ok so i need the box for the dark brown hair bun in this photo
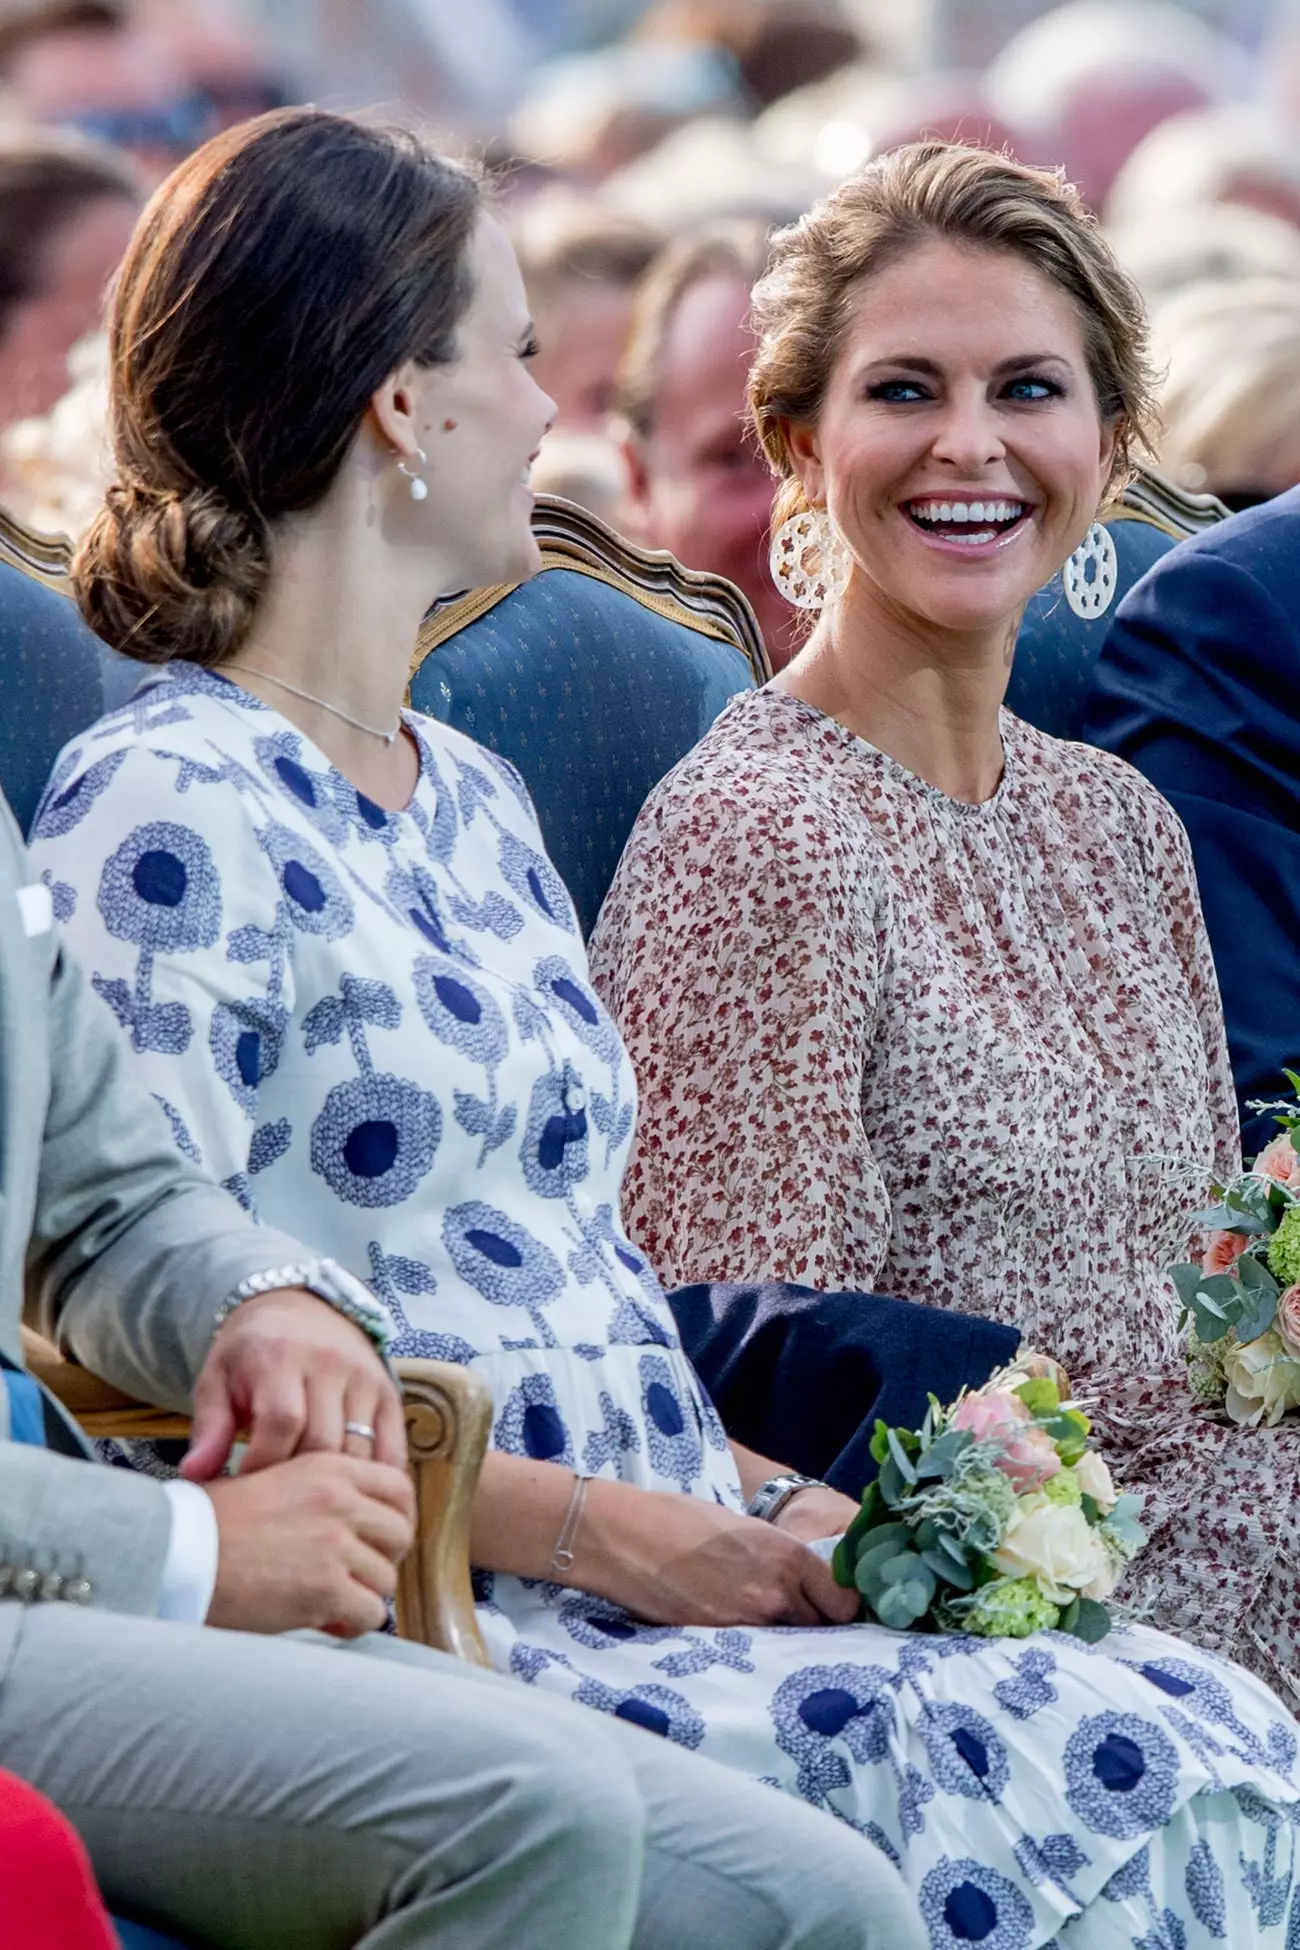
[75,108,482,665]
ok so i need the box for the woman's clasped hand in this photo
[574,1478,861,1628]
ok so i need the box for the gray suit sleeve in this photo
[26,931,315,1413]
[0,1443,170,1615]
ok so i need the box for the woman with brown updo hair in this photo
[591,140,1300,1694]
[33,116,1300,1950]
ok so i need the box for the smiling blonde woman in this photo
[590,141,1300,1700]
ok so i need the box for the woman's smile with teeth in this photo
[904,497,1030,544]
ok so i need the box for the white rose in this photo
[991,1504,1113,1605]
[1222,1330,1300,1428]
[1074,1451,1118,1513]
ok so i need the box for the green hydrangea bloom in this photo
[1041,1468,1082,1507]
[1268,1206,1300,1289]
[963,1578,1061,1639]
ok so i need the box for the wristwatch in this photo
[212,1258,396,1359]
[747,1472,823,1523]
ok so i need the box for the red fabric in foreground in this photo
[0,1767,117,1946]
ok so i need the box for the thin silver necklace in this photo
[234,665,401,745]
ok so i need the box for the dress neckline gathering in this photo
[751,684,1018,821]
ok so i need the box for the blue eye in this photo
[1004,376,1061,401]
[868,379,930,403]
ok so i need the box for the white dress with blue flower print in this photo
[31,663,1300,1950]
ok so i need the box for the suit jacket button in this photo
[62,1578,92,1606]
[12,1569,40,1602]
[39,1573,64,1603]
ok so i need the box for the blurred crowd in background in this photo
[5,0,1300,664]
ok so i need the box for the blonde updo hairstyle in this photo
[76,108,482,666]
[748,141,1158,539]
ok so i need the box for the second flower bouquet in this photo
[831,1369,1146,1642]
[1170,1073,1300,1427]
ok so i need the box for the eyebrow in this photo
[858,352,1074,377]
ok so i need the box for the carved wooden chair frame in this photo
[411,492,772,685]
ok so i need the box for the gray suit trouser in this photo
[0,1606,922,1950]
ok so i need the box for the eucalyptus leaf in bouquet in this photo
[832,1368,1145,1642]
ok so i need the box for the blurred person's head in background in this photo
[1108,200,1300,312]
[513,195,663,435]
[0,0,284,180]
[636,0,866,110]
[0,129,138,434]
[0,323,109,535]
[1106,106,1300,233]
[616,219,803,668]
[983,0,1250,210]
[1149,276,1300,508]
[527,430,626,526]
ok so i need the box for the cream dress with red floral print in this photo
[590,687,1300,1698]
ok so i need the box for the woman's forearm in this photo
[729,1441,794,1502]
[467,1450,582,1579]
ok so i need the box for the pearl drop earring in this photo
[397,448,429,501]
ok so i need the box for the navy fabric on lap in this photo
[1082,490,1300,1157]
[668,1282,1020,1496]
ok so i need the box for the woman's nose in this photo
[928,392,1006,471]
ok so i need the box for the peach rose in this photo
[1202,1229,1249,1277]
[1277,1284,1300,1359]
[1255,1134,1300,1190]
[952,1388,1061,1490]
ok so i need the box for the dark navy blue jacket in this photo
[1082,490,1300,1158]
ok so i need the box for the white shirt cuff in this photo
[158,1480,220,1624]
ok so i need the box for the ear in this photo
[1097,414,1123,499]
[782,417,826,508]
[365,359,426,463]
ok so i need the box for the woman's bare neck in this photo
[772,575,1016,806]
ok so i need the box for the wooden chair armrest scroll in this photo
[20,1331,493,1664]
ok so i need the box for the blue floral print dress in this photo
[31,662,1300,1950]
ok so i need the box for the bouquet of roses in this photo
[831,1367,1146,1643]
[1170,1071,1300,1427]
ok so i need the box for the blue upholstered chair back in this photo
[1007,472,1227,742]
[409,498,767,937]
[0,528,138,835]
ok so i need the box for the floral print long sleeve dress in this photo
[589,687,1300,1699]
[32,665,1300,1950]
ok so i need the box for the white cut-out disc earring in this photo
[769,508,847,612]
[1062,519,1117,619]
[397,448,429,501]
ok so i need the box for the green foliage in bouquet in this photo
[831,1373,1145,1643]
[1168,1072,1300,1426]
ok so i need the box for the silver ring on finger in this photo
[343,1421,377,1444]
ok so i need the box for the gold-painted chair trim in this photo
[1112,467,1229,540]
[411,493,771,692]
[0,504,76,591]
